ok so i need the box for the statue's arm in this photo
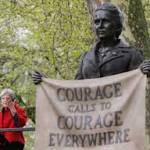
[75,52,87,80]
[128,49,144,70]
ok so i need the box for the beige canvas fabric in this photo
[35,69,146,150]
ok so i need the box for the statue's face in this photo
[94,10,117,40]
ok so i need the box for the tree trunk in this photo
[86,0,101,19]
[128,0,150,57]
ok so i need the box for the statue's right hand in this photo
[31,71,45,85]
[139,60,150,77]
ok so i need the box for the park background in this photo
[0,0,150,149]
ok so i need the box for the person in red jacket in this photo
[0,88,27,150]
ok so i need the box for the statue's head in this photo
[93,3,123,40]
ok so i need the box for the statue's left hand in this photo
[139,60,150,77]
[31,71,46,85]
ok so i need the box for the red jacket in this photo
[0,103,27,144]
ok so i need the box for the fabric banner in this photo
[35,69,146,150]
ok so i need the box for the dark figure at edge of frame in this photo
[31,2,150,84]
[0,88,28,150]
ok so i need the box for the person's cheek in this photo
[1,101,8,107]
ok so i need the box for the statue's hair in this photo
[95,2,124,38]
[0,88,16,101]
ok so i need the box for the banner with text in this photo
[35,69,146,150]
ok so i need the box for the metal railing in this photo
[0,127,35,133]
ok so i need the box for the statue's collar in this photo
[115,39,129,48]
[94,39,130,50]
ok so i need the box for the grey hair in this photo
[0,88,16,101]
